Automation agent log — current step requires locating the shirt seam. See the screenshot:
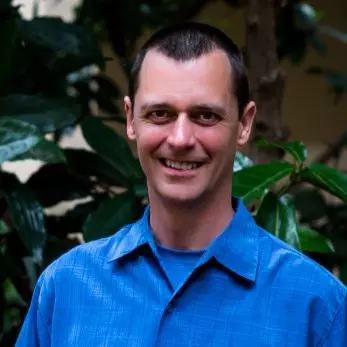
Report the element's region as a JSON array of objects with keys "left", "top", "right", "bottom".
[
  {"left": 37, "top": 267, "right": 56, "bottom": 339},
  {"left": 317, "top": 290, "right": 347, "bottom": 347},
  {"left": 264, "top": 229, "right": 342, "bottom": 282},
  {"left": 37, "top": 302, "right": 52, "bottom": 338}
]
